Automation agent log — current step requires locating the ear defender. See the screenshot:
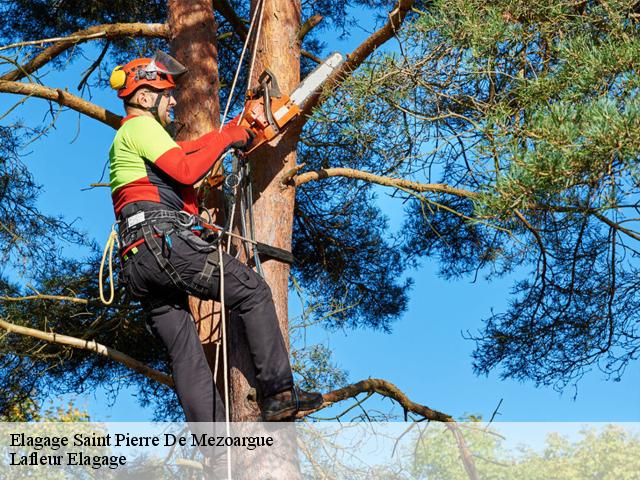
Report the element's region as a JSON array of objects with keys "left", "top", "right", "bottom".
[{"left": 109, "top": 66, "right": 127, "bottom": 90}]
